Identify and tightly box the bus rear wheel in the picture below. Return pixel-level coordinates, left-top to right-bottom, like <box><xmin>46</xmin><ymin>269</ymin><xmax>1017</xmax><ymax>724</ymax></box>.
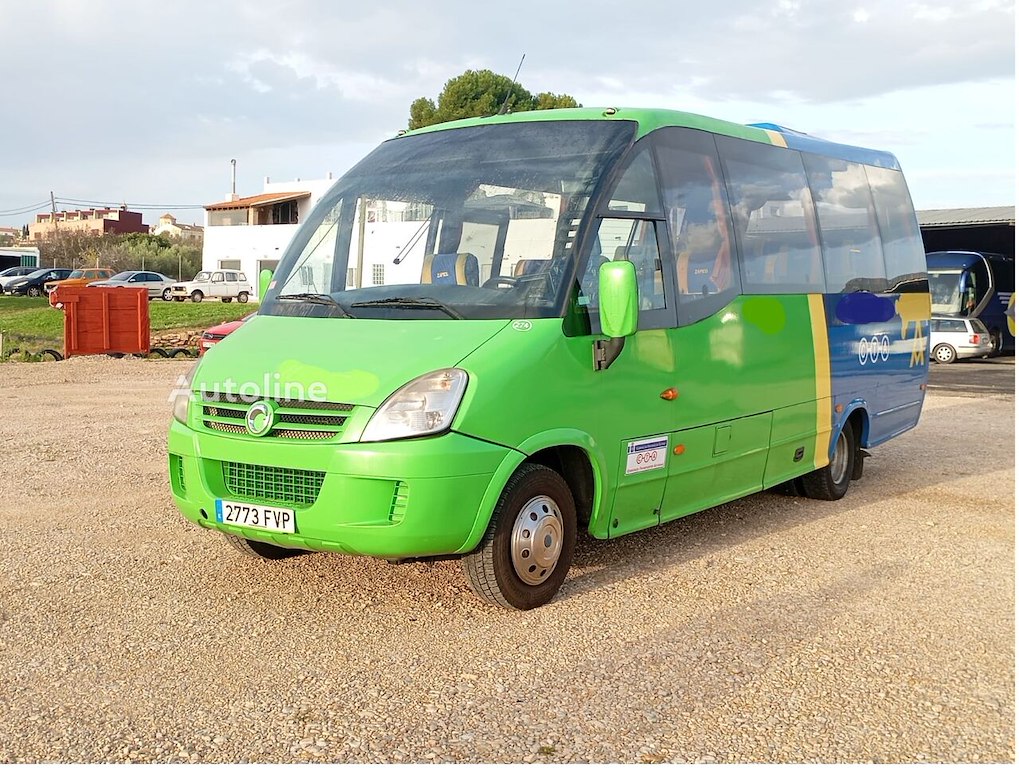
<box><xmin>800</xmin><ymin>421</ymin><xmax>856</xmax><ymax>501</ymax></box>
<box><xmin>462</xmin><ymin>463</ymin><xmax>576</xmax><ymax>610</ymax></box>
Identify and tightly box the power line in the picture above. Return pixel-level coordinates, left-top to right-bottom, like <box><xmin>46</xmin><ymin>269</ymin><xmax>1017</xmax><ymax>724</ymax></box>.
<box><xmin>55</xmin><ymin>197</ymin><xmax>205</xmax><ymax>209</ymax></box>
<box><xmin>0</xmin><ymin>196</ymin><xmax>206</xmax><ymax>217</ymax></box>
<box><xmin>0</xmin><ymin>199</ymin><xmax>52</xmax><ymax>216</ymax></box>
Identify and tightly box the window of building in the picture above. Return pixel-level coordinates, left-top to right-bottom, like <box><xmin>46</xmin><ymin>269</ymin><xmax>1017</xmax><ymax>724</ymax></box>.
<box><xmin>255</xmin><ymin>200</ymin><xmax>300</xmax><ymax>225</ymax></box>
<box><xmin>372</xmin><ymin>263</ymin><xmax>385</xmax><ymax>285</ymax></box>
<box><xmin>210</xmin><ymin>209</ymin><xmax>249</xmax><ymax>227</ymax></box>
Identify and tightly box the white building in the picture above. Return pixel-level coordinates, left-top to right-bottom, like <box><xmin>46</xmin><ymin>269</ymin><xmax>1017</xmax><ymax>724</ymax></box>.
<box><xmin>152</xmin><ymin>213</ymin><xmax>203</xmax><ymax>242</ymax></box>
<box><xmin>201</xmin><ymin>176</ymin><xmax>336</xmax><ymax>289</ymax></box>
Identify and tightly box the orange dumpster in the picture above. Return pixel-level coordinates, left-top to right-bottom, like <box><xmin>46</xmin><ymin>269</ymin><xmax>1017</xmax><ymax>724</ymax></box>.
<box><xmin>52</xmin><ymin>285</ymin><xmax>150</xmax><ymax>359</ymax></box>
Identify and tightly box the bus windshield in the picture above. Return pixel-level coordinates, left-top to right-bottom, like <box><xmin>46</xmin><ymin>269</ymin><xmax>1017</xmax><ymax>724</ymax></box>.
<box><xmin>263</xmin><ymin>120</ymin><xmax>634</xmax><ymax>320</ymax></box>
<box><xmin>929</xmin><ymin>269</ymin><xmax>964</xmax><ymax>314</ymax></box>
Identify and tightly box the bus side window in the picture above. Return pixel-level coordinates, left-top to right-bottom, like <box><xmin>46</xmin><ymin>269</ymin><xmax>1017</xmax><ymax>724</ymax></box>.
<box><xmin>653</xmin><ymin>127</ymin><xmax>739</xmax><ymax>326</ymax></box>
<box><xmin>716</xmin><ymin>135</ymin><xmax>824</xmax><ymax>296</ymax></box>
<box><xmin>803</xmin><ymin>155</ymin><xmax>887</xmax><ymax>294</ymax></box>
<box><xmin>580</xmin><ymin>145</ymin><xmax>676</xmax><ymax>331</ymax></box>
<box><xmin>865</xmin><ymin>165</ymin><xmax>927</xmax><ymax>292</ymax></box>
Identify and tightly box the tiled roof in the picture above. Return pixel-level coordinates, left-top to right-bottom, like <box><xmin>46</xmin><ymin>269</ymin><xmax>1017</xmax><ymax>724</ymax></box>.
<box><xmin>205</xmin><ymin>191</ymin><xmax>311</xmax><ymax>211</ymax></box>
<box><xmin>917</xmin><ymin>206</ymin><xmax>1015</xmax><ymax>227</ymax></box>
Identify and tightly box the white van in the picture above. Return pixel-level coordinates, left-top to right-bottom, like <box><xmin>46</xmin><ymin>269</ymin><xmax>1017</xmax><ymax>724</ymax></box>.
<box><xmin>169</xmin><ymin>269</ymin><xmax>253</xmax><ymax>303</ymax></box>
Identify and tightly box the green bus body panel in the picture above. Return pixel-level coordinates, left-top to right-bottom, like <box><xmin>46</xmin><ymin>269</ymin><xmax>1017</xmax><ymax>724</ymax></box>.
<box><xmin>455</xmin><ymin>294</ymin><xmax>820</xmax><ymax>538</ymax></box>
<box><xmin>194</xmin><ymin>315</ymin><xmax>510</xmax><ymax>410</ymax></box>
<box><xmin>170</xmin><ymin>422</ymin><xmax>517</xmax><ymax>557</ymax></box>
<box><xmin>403</xmin><ymin>106</ymin><xmax>773</xmax><ymax>143</ymax></box>
<box><xmin>172</xmin><ymin>293</ymin><xmax>823</xmax><ymax>557</ymax></box>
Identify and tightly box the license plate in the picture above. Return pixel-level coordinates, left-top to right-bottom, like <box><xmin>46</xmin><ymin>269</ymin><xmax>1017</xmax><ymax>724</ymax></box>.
<box><xmin>215</xmin><ymin>499</ymin><xmax>296</xmax><ymax>533</ymax></box>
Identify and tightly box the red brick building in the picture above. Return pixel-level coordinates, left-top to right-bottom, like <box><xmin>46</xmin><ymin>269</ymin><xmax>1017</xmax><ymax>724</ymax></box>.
<box><xmin>29</xmin><ymin>207</ymin><xmax>148</xmax><ymax>241</ymax></box>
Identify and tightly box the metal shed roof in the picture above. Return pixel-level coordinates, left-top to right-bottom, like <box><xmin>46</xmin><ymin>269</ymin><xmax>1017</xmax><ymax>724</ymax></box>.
<box><xmin>917</xmin><ymin>206</ymin><xmax>1015</xmax><ymax>228</ymax></box>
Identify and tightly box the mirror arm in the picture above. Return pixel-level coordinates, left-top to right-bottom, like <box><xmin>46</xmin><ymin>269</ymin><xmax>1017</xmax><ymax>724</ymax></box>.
<box><xmin>592</xmin><ymin>337</ymin><xmax>625</xmax><ymax>371</ymax></box>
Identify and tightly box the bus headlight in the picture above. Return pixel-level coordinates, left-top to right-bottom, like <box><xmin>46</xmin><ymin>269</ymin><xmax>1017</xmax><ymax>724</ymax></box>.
<box><xmin>171</xmin><ymin>364</ymin><xmax>198</xmax><ymax>424</ymax></box>
<box><xmin>361</xmin><ymin>368</ymin><xmax>468</xmax><ymax>442</ymax></box>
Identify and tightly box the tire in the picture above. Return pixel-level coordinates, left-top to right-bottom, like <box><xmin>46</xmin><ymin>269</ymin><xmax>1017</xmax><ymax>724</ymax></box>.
<box><xmin>27</xmin><ymin>286</ymin><xmax>41</xmax><ymax>298</ymax></box>
<box><xmin>223</xmin><ymin>533</ymin><xmax>307</xmax><ymax>560</ymax></box>
<box><xmin>162</xmin><ymin>288</ymin><xmax>173</xmax><ymax>301</ymax></box>
<box><xmin>221</xmin><ymin>297</ymin><xmax>233</xmax><ymax>303</ymax></box>
<box><xmin>190</xmin><ymin>291</ymin><xmax>203</xmax><ymax>303</ymax></box>
<box><xmin>237</xmin><ymin>292</ymin><xmax>249</xmax><ymax>304</ymax></box>
<box><xmin>461</xmin><ymin>463</ymin><xmax>577</xmax><ymax>610</ymax></box>
<box><xmin>932</xmin><ymin>343</ymin><xmax>957</xmax><ymax>364</ymax></box>
<box><xmin>990</xmin><ymin>330</ymin><xmax>1003</xmax><ymax>357</ymax></box>
<box><xmin>800</xmin><ymin>420</ymin><xmax>856</xmax><ymax>501</ymax></box>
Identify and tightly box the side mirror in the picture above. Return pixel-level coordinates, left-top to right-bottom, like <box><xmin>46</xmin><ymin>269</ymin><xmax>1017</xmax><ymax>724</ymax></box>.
<box><xmin>598</xmin><ymin>260</ymin><xmax>638</xmax><ymax>338</ymax></box>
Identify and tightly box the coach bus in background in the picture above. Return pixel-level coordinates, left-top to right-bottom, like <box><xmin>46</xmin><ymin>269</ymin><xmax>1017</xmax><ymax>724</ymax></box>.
<box><xmin>927</xmin><ymin>250</ymin><xmax>1014</xmax><ymax>355</ymax></box>
<box><xmin>169</xmin><ymin>107</ymin><xmax>930</xmax><ymax>609</ymax></box>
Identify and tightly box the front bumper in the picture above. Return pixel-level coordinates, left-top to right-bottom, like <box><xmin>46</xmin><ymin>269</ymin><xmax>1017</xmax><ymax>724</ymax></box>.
<box><xmin>168</xmin><ymin>421</ymin><xmax>518</xmax><ymax>558</ymax></box>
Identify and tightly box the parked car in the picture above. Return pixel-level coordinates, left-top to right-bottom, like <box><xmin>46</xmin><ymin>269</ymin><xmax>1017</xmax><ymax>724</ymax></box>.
<box><xmin>5</xmin><ymin>268</ymin><xmax>74</xmax><ymax>297</ymax></box>
<box><xmin>0</xmin><ymin>265</ymin><xmax>41</xmax><ymax>292</ymax></box>
<box><xmin>89</xmin><ymin>271</ymin><xmax>177</xmax><ymax>300</ymax></box>
<box><xmin>169</xmin><ymin>269</ymin><xmax>253</xmax><ymax>303</ymax></box>
<box><xmin>199</xmin><ymin>313</ymin><xmax>255</xmax><ymax>355</ymax></box>
<box><xmin>44</xmin><ymin>267</ymin><xmax>116</xmax><ymax>294</ymax></box>
<box><xmin>930</xmin><ymin>315</ymin><xmax>994</xmax><ymax>363</ymax></box>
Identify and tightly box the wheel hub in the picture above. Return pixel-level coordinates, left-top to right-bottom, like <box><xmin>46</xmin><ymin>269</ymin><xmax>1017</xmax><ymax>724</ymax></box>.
<box><xmin>510</xmin><ymin>495</ymin><xmax>563</xmax><ymax>586</ymax></box>
<box><xmin>830</xmin><ymin>430</ymin><xmax>850</xmax><ymax>485</ymax></box>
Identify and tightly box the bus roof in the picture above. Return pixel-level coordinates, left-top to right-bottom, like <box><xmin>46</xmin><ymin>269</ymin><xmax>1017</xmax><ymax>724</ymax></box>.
<box><xmin>400</xmin><ymin>107</ymin><xmax>902</xmax><ymax>171</ymax></box>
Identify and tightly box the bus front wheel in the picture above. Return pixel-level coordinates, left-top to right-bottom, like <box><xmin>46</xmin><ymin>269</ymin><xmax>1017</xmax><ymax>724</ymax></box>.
<box><xmin>462</xmin><ymin>463</ymin><xmax>577</xmax><ymax>610</ymax></box>
<box><xmin>800</xmin><ymin>421</ymin><xmax>856</xmax><ymax>501</ymax></box>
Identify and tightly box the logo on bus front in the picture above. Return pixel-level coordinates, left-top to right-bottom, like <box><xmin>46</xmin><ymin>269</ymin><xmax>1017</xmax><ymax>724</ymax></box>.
<box><xmin>245</xmin><ymin>400</ymin><xmax>276</xmax><ymax>437</ymax></box>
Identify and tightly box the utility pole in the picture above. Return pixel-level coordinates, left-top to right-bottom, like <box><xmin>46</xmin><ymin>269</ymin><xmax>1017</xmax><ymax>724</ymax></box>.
<box><xmin>50</xmin><ymin>191</ymin><xmax>61</xmax><ymax>267</ymax></box>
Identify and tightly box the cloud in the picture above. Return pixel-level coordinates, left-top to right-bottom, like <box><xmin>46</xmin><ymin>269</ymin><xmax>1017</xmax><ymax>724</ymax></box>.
<box><xmin>0</xmin><ymin>0</ymin><xmax>1012</xmax><ymax>225</ymax></box>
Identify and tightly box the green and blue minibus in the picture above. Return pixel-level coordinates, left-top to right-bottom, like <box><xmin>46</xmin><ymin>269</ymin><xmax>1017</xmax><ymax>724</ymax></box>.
<box><xmin>168</xmin><ymin>107</ymin><xmax>930</xmax><ymax>609</ymax></box>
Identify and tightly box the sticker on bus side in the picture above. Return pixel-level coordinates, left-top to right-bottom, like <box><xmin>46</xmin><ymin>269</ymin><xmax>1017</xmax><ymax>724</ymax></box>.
<box><xmin>625</xmin><ymin>436</ymin><xmax>669</xmax><ymax>475</ymax></box>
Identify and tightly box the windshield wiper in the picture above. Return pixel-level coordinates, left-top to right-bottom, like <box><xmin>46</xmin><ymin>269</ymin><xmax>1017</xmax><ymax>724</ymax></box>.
<box><xmin>276</xmin><ymin>292</ymin><xmax>354</xmax><ymax>317</ymax></box>
<box><xmin>349</xmin><ymin>296</ymin><xmax>464</xmax><ymax>319</ymax></box>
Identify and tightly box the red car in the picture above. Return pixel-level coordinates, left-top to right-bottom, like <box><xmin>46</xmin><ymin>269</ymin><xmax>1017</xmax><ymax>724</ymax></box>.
<box><xmin>199</xmin><ymin>314</ymin><xmax>253</xmax><ymax>355</ymax></box>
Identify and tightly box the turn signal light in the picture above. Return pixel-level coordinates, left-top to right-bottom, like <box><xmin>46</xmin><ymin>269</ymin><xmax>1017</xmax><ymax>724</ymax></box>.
<box><xmin>660</xmin><ymin>387</ymin><xmax>679</xmax><ymax>401</ymax></box>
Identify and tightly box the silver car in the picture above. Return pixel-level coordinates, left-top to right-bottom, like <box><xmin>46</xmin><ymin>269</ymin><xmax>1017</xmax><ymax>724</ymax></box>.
<box><xmin>930</xmin><ymin>315</ymin><xmax>994</xmax><ymax>363</ymax></box>
<box><xmin>89</xmin><ymin>271</ymin><xmax>178</xmax><ymax>301</ymax></box>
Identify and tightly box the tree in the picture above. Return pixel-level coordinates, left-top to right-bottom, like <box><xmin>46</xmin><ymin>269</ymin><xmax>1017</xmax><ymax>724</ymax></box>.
<box><xmin>408</xmin><ymin>69</ymin><xmax>581</xmax><ymax>130</ymax></box>
<box><xmin>36</xmin><ymin>231</ymin><xmax>201</xmax><ymax>277</ymax></box>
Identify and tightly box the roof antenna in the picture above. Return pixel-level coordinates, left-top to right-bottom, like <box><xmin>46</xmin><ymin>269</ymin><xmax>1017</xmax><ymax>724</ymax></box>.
<box><xmin>496</xmin><ymin>54</ymin><xmax>526</xmax><ymax>115</ymax></box>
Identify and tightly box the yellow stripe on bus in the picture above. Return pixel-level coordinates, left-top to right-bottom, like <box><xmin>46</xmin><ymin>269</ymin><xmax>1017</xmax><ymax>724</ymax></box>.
<box><xmin>762</xmin><ymin>129</ymin><xmax>788</xmax><ymax>148</ymax></box>
<box><xmin>808</xmin><ymin>294</ymin><xmax>832</xmax><ymax>468</ymax></box>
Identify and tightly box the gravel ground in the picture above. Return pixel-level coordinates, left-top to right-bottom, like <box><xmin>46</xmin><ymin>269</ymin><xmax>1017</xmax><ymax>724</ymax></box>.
<box><xmin>0</xmin><ymin>357</ymin><xmax>1013</xmax><ymax>763</ymax></box>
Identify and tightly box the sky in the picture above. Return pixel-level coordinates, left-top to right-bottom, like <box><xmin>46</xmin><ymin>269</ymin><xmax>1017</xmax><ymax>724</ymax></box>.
<box><xmin>0</xmin><ymin>0</ymin><xmax>1014</xmax><ymax>230</ymax></box>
